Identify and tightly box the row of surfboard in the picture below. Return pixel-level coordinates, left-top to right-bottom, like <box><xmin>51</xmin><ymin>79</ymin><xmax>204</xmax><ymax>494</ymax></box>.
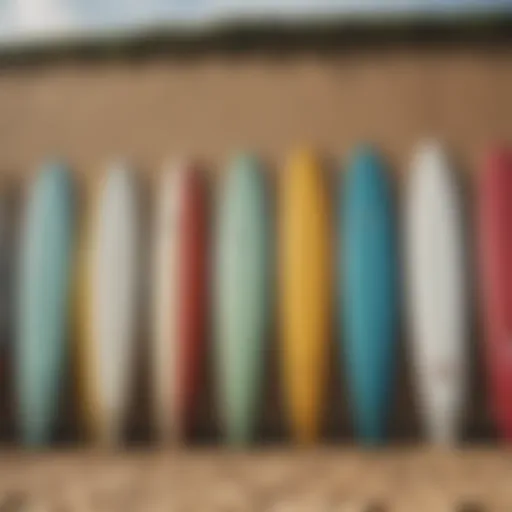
<box><xmin>11</xmin><ymin>141</ymin><xmax>512</xmax><ymax>447</ymax></box>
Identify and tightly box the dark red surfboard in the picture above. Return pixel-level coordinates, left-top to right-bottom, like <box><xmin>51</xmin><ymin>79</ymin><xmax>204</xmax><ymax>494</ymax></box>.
<box><xmin>176</xmin><ymin>166</ymin><xmax>208</xmax><ymax>434</ymax></box>
<box><xmin>479</xmin><ymin>148</ymin><xmax>512</xmax><ymax>440</ymax></box>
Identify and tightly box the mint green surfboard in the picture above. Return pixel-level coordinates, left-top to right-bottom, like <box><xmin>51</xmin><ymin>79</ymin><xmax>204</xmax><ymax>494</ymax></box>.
<box><xmin>17</xmin><ymin>163</ymin><xmax>74</xmax><ymax>446</ymax></box>
<box><xmin>214</xmin><ymin>154</ymin><xmax>270</xmax><ymax>445</ymax></box>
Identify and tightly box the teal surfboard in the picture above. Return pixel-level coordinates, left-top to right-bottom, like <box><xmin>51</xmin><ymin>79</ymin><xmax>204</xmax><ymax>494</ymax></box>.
<box><xmin>214</xmin><ymin>154</ymin><xmax>269</xmax><ymax>445</ymax></box>
<box><xmin>17</xmin><ymin>163</ymin><xmax>74</xmax><ymax>446</ymax></box>
<box><xmin>339</xmin><ymin>147</ymin><xmax>398</xmax><ymax>445</ymax></box>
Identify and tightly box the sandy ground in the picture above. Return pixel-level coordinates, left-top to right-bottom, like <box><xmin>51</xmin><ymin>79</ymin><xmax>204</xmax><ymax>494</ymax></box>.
<box><xmin>0</xmin><ymin>448</ymin><xmax>506</xmax><ymax>511</ymax></box>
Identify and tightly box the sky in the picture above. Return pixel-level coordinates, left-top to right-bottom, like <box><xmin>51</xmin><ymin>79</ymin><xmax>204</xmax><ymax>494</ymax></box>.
<box><xmin>0</xmin><ymin>0</ymin><xmax>511</xmax><ymax>44</ymax></box>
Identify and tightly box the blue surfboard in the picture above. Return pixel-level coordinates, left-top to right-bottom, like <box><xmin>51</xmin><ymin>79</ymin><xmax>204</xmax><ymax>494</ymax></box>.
<box><xmin>17</xmin><ymin>163</ymin><xmax>74</xmax><ymax>446</ymax></box>
<box><xmin>339</xmin><ymin>146</ymin><xmax>398</xmax><ymax>445</ymax></box>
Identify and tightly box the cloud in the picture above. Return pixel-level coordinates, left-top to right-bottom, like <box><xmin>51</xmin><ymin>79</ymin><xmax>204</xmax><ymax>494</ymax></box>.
<box><xmin>7</xmin><ymin>0</ymin><xmax>77</xmax><ymax>40</ymax></box>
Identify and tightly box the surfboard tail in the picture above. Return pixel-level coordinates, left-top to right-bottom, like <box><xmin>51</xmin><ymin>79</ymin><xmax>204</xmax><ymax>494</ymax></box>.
<box><xmin>417</xmin><ymin>373</ymin><xmax>462</xmax><ymax>444</ymax></box>
<box><xmin>19</xmin><ymin>412</ymin><xmax>54</xmax><ymax>447</ymax></box>
<box><xmin>486</xmin><ymin>346</ymin><xmax>512</xmax><ymax>443</ymax></box>
<box><xmin>95</xmin><ymin>420</ymin><xmax>123</xmax><ymax>448</ymax></box>
<box><xmin>425</xmin><ymin>413</ymin><xmax>458</xmax><ymax>446</ymax></box>
<box><xmin>350</xmin><ymin>395</ymin><xmax>389</xmax><ymax>446</ymax></box>
<box><xmin>283</xmin><ymin>342</ymin><xmax>325</xmax><ymax>444</ymax></box>
<box><xmin>222</xmin><ymin>401</ymin><xmax>256</xmax><ymax>446</ymax></box>
<box><xmin>217</xmin><ymin>342</ymin><xmax>261</xmax><ymax>446</ymax></box>
<box><xmin>288</xmin><ymin>405</ymin><xmax>320</xmax><ymax>445</ymax></box>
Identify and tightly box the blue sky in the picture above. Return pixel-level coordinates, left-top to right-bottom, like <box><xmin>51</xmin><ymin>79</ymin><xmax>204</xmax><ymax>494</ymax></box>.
<box><xmin>0</xmin><ymin>0</ymin><xmax>511</xmax><ymax>44</ymax></box>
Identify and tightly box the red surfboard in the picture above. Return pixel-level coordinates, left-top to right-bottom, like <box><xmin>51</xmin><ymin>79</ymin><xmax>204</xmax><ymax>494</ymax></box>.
<box><xmin>479</xmin><ymin>148</ymin><xmax>512</xmax><ymax>440</ymax></box>
<box><xmin>153</xmin><ymin>163</ymin><xmax>208</xmax><ymax>442</ymax></box>
<box><xmin>177</xmin><ymin>167</ymin><xmax>208</xmax><ymax>433</ymax></box>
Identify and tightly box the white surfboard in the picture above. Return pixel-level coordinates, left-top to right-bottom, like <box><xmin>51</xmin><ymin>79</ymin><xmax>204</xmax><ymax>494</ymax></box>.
<box><xmin>152</xmin><ymin>164</ymin><xmax>183</xmax><ymax>443</ymax></box>
<box><xmin>88</xmin><ymin>163</ymin><xmax>140</xmax><ymax>446</ymax></box>
<box><xmin>404</xmin><ymin>141</ymin><xmax>467</xmax><ymax>444</ymax></box>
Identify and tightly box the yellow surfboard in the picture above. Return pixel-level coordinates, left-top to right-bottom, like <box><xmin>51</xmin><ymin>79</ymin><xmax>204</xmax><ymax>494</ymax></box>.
<box><xmin>73</xmin><ymin>179</ymin><xmax>93</xmax><ymax>440</ymax></box>
<box><xmin>73</xmin><ymin>179</ymin><xmax>102</xmax><ymax>443</ymax></box>
<box><xmin>280</xmin><ymin>150</ymin><xmax>331</xmax><ymax>444</ymax></box>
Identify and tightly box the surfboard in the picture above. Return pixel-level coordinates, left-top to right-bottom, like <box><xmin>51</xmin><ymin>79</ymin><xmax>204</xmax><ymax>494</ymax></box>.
<box><xmin>152</xmin><ymin>162</ymin><xmax>208</xmax><ymax>443</ymax></box>
<box><xmin>478</xmin><ymin>148</ymin><xmax>512</xmax><ymax>441</ymax></box>
<box><xmin>280</xmin><ymin>150</ymin><xmax>331</xmax><ymax>444</ymax></box>
<box><xmin>17</xmin><ymin>163</ymin><xmax>74</xmax><ymax>446</ymax></box>
<box><xmin>0</xmin><ymin>186</ymin><xmax>17</xmax><ymax>363</ymax></box>
<box><xmin>72</xmin><ymin>179</ymin><xmax>98</xmax><ymax>441</ymax></box>
<box><xmin>0</xmin><ymin>186</ymin><xmax>18</xmax><ymax>435</ymax></box>
<box><xmin>87</xmin><ymin>163</ymin><xmax>140</xmax><ymax>446</ymax></box>
<box><xmin>214</xmin><ymin>154</ymin><xmax>269</xmax><ymax>445</ymax></box>
<box><xmin>340</xmin><ymin>147</ymin><xmax>398</xmax><ymax>445</ymax></box>
<box><xmin>405</xmin><ymin>141</ymin><xmax>467</xmax><ymax>444</ymax></box>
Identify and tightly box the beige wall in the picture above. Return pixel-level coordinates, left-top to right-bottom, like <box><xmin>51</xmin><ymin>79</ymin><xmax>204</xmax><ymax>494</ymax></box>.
<box><xmin>1</xmin><ymin>45</ymin><xmax>511</xmax><ymax>175</ymax></box>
